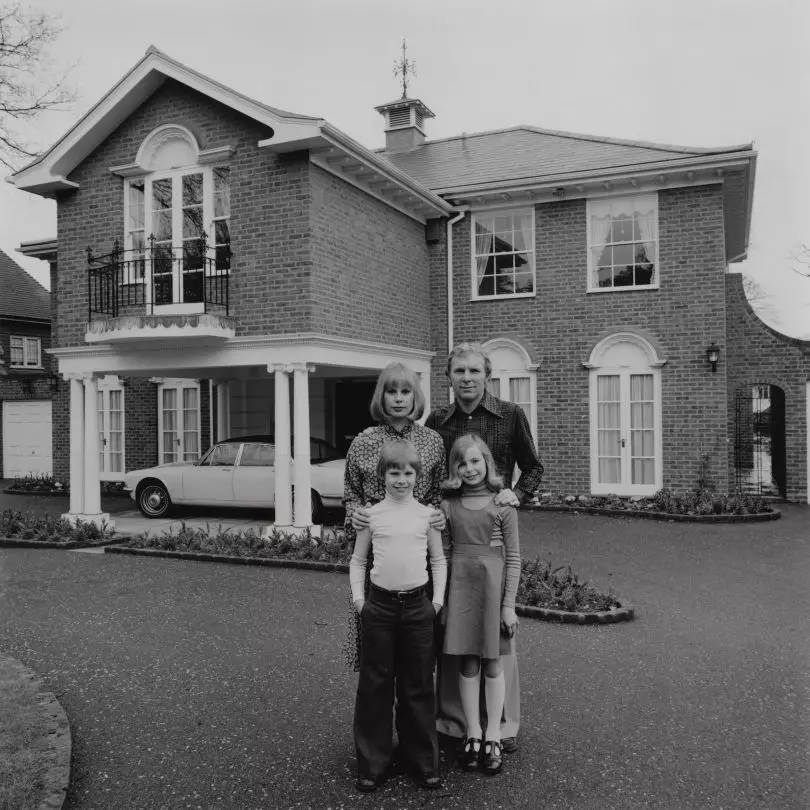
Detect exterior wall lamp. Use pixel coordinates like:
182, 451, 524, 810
706, 343, 720, 373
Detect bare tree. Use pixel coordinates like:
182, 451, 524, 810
788, 244, 810, 279
742, 273, 779, 323
0, 2, 74, 169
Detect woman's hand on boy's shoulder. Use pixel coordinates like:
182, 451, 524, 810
494, 488, 520, 508
351, 502, 373, 531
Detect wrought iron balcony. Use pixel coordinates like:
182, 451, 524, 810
87, 235, 231, 319
85, 236, 234, 343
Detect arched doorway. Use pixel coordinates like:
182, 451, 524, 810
734, 384, 786, 497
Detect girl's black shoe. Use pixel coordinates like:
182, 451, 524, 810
460, 737, 482, 771
480, 739, 503, 775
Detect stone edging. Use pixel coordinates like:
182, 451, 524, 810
2, 488, 69, 496
527, 504, 781, 522
0, 536, 126, 550
0, 652, 71, 810
105, 546, 632, 623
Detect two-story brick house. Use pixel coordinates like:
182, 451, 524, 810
0, 248, 55, 478
8, 46, 809, 526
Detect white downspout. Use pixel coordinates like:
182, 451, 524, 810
447, 208, 468, 402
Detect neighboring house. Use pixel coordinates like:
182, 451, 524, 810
7, 46, 809, 525
0, 248, 54, 478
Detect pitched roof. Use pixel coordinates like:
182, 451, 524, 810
0, 248, 50, 321
379, 125, 754, 194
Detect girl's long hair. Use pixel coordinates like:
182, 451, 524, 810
442, 434, 503, 493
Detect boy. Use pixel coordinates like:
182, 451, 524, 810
350, 438, 447, 792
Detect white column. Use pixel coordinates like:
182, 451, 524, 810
64, 375, 85, 518
83, 373, 103, 516
216, 381, 229, 441
293, 363, 315, 528
270, 364, 292, 527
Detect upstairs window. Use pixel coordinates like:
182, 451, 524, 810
472, 209, 535, 299
587, 194, 658, 291
10, 336, 41, 368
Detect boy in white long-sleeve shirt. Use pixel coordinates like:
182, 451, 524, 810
350, 438, 447, 792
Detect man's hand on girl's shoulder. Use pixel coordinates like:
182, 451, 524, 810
494, 488, 521, 507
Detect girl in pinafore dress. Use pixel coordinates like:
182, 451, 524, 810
441, 434, 520, 776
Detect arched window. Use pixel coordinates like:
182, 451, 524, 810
482, 338, 537, 442
122, 126, 231, 313
585, 332, 665, 496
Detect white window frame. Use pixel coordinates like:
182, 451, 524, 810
123, 166, 231, 310
482, 337, 538, 443
586, 333, 665, 497
97, 375, 126, 481
471, 207, 536, 301
156, 379, 202, 464
9, 336, 42, 368
586, 193, 659, 293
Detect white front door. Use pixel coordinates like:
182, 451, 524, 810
158, 382, 201, 464
591, 371, 661, 496
98, 384, 125, 480
2, 401, 53, 478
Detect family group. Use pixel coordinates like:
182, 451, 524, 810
342, 342, 544, 792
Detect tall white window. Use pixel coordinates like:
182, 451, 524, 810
158, 380, 201, 463
97, 377, 126, 480
472, 209, 535, 299
9, 336, 41, 368
587, 194, 658, 291
587, 333, 664, 496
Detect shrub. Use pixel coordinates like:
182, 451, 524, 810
517, 556, 618, 612
0, 509, 114, 543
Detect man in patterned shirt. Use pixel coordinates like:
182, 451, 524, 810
425, 341, 544, 755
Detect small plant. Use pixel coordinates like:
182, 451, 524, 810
0, 509, 115, 544
517, 556, 618, 612
5, 473, 64, 493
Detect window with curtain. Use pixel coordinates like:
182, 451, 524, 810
9, 336, 41, 367
472, 209, 535, 299
587, 194, 658, 291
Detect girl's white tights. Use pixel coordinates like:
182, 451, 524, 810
459, 672, 482, 739
484, 673, 505, 742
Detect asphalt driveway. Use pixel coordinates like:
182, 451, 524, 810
0, 492, 808, 808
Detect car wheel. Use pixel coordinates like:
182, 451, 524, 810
137, 480, 172, 518
311, 490, 324, 525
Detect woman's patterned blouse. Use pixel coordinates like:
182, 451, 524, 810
343, 422, 446, 541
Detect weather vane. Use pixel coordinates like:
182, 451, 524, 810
393, 38, 416, 99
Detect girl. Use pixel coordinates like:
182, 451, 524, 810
441, 434, 520, 776
350, 438, 447, 792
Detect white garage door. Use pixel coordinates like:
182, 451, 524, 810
2, 401, 53, 478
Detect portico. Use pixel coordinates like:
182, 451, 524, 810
52, 333, 434, 534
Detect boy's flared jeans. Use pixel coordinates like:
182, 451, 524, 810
353, 584, 438, 780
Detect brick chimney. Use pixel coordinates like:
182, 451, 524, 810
375, 97, 435, 153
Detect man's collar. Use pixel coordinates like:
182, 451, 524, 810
440, 390, 507, 424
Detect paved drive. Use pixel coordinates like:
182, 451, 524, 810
0, 498, 808, 809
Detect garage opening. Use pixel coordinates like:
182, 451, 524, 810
2, 400, 53, 478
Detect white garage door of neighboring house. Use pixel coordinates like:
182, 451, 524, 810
2, 401, 53, 478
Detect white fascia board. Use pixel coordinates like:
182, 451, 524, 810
9, 50, 322, 195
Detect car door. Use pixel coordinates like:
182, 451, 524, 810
231, 442, 275, 507
181, 441, 240, 503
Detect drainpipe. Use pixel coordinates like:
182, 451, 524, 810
446, 208, 469, 401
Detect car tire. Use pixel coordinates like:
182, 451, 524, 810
311, 490, 324, 525
137, 480, 172, 519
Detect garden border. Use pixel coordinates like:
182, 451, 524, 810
527, 504, 781, 522
104, 546, 633, 624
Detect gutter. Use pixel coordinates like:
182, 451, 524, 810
446, 208, 469, 400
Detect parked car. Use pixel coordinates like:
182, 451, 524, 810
123, 435, 345, 521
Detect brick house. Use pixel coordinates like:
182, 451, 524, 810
7, 46, 809, 525
0, 248, 55, 478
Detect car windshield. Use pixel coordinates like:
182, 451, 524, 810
197, 442, 240, 467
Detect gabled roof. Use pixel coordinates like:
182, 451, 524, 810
379, 125, 754, 194
0, 248, 50, 321
6, 47, 451, 222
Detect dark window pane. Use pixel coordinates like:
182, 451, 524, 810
215, 220, 230, 245
478, 274, 495, 296
514, 271, 533, 293
215, 244, 231, 272
183, 208, 204, 239
613, 266, 634, 287
152, 178, 172, 209
153, 210, 172, 241
597, 266, 613, 287
635, 262, 655, 285
182, 173, 203, 206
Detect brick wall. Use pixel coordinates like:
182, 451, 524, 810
725, 273, 810, 501
309, 164, 432, 347
433, 184, 732, 495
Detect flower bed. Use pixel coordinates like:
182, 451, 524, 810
0, 509, 116, 547
529, 488, 777, 521
112, 523, 624, 619
3, 474, 127, 497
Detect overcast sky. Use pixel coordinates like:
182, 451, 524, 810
2, 0, 808, 337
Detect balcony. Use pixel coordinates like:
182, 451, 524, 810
85, 238, 235, 343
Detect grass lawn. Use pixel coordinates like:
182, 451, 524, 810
0, 657, 50, 810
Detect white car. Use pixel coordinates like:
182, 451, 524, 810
123, 435, 346, 522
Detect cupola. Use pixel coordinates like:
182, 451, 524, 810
375, 96, 435, 153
